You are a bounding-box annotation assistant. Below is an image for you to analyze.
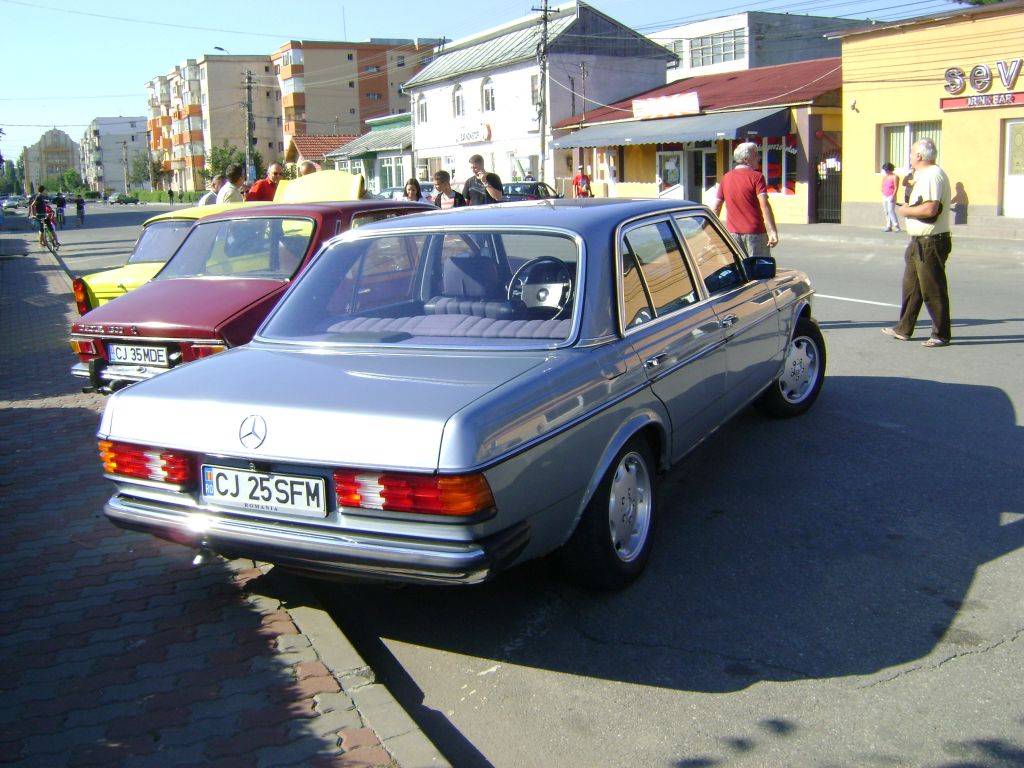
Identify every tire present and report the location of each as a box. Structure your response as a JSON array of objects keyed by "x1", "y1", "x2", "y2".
[
  {"x1": 756, "y1": 315, "x2": 826, "y2": 418},
  {"x1": 560, "y1": 439, "x2": 657, "y2": 589}
]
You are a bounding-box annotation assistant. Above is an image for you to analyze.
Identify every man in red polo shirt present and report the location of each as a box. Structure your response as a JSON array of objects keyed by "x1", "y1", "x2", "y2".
[
  {"x1": 712, "y1": 142, "x2": 779, "y2": 259},
  {"x1": 245, "y1": 163, "x2": 284, "y2": 202}
]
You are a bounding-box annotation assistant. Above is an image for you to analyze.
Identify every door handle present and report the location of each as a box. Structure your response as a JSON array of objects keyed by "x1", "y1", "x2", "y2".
[
  {"x1": 644, "y1": 353, "x2": 667, "y2": 370},
  {"x1": 719, "y1": 314, "x2": 738, "y2": 328}
]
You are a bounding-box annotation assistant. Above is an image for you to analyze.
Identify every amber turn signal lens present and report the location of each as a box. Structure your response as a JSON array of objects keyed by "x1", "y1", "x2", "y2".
[{"x1": 333, "y1": 469, "x2": 494, "y2": 517}]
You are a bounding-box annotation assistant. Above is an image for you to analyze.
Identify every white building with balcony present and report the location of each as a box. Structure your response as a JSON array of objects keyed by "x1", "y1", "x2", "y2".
[
  {"x1": 404, "y1": 1, "x2": 674, "y2": 190},
  {"x1": 80, "y1": 117, "x2": 148, "y2": 194}
]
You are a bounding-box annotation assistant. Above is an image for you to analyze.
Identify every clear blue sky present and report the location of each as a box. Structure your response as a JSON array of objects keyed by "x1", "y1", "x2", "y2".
[{"x1": 0, "y1": 0, "x2": 964, "y2": 162}]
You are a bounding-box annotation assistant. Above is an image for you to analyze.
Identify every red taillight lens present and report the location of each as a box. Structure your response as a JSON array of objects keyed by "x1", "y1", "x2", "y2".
[
  {"x1": 70, "y1": 338, "x2": 101, "y2": 361},
  {"x1": 72, "y1": 278, "x2": 92, "y2": 315},
  {"x1": 333, "y1": 470, "x2": 494, "y2": 517},
  {"x1": 98, "y1": 440, "x2": 195, "y2": 485}
]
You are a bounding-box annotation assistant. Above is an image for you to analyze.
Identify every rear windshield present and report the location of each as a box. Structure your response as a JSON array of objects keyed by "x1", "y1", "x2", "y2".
[
  {"x1": 261, "y1": 230, "x2": 581, "y2": 348},
  {"x1": 156, "y1": 217, "x2": 315, "y2": 280},
  {"x1": 127, "y1": 219, "x2": 194, "y2": 264}
]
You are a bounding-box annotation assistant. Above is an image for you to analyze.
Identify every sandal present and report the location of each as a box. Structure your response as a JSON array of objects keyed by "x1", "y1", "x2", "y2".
[{"x1": 921, "y1": 338, "x2": 950, "y2": 347}]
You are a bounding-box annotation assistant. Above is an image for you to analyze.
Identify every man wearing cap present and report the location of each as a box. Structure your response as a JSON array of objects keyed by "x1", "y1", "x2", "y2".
[{"x1": 572, "y1": 165, "x2": 592, "y2": 198}]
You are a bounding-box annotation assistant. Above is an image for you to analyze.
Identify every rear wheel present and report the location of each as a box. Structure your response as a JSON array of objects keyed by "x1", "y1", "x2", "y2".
[
  {"x1": 756, "y1": 315, "x2": 826, "y2": 418},
  {"x1": 560, "y1": 439, "x2": 657, "y2": 589}
]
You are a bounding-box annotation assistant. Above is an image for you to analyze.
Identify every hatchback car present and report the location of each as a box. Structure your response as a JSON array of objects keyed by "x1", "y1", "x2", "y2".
[
  {"x1": 108, "y1": 193, "x2": 140, "y2": 205},
  {"x1": 96, "y1": 199, "x2": 824, "y2": 589},
  {"x1": 70, "y1": 199, "x2": 432, "y2": 393},
  {"x1": 501, "y1": 181, "x2": 561, "y2": 201}
]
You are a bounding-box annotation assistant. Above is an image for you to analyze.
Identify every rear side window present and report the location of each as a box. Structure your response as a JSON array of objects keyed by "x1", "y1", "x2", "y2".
[
  {"x1": 674, "y1": 214, "x2": 744, "y2": 294},
  {"x1": 128, "y1": 220, "x2": 194, "y2": 264},
  {"x1": 620, "y1": 219, "x2": 698, "y2": 328}
]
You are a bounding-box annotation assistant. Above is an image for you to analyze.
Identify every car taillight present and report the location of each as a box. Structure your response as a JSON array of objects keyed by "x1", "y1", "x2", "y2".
[
  {"x1": 185, "y1": 343, "x2": 227, "y2": 362},
  {"x1": 333, "y1": 470, "x2": 494, "y2": 517},
  {"x1": 98, "y1": 440, "x2": 195, "y2": 485},
  {"x1": 70, "y1": 338, "x2": 101, "y2": 361},
  {"x1": 72, "y1": 278, "x2": 92, "y2": 315}
]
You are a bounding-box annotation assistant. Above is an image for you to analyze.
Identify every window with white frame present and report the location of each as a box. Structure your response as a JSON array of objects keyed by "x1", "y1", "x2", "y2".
[
  {"x1": 417, "y1": 96, "x2": 427, "y2": 124},
  {"x1": 452, "y1": 85, "x2": 464, "y2": 118},
  {"x1": 879, "y1": 121, "x2": 942, "y2": 170},
  {"x1": 482, "y1": 78, "x2": 496, "y2": 112},
  {"x1": 689, "y1": 29, "x2": 747, "y2": 68},
  {"x1": 530, "y1": 75, "x2": 541, "y2": 105}
]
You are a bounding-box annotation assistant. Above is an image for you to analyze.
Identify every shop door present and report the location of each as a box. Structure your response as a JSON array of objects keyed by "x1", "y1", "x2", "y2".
[
  {"x1": 657, "y1": 152, "x2": 685, "y2": 193},
  {"x1": 1004, "y1": 120, "x2": 1024, "y2": 218}
]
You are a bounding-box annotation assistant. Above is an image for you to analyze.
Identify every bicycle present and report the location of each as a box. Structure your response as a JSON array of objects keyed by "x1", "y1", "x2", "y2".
[
  {"x1": 35, "y1": 214, "x2": 59, "y2": 255},
  {"x1": 55, "y1": 207, "x2": 66, "y2": 229}
]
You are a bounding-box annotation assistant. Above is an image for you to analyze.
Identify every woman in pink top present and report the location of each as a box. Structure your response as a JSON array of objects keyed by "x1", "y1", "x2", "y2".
[{"x1": 881, "y1": 162, "x2": 900, "y2": 232}]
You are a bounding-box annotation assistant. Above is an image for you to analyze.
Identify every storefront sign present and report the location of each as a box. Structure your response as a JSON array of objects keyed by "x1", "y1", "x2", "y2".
[
  {"x1": 944, "y1": 59, "x2": 1022, "y2": 95},
  {"x1": 632, "y1": 92, "x2": 700, "y2": 120},
  {"x1": 941, "y1": 91, "x2": 1022, "y2": 110},
  {"x1": 457, "y1": 124, "x2": 492, "y2": 144}
]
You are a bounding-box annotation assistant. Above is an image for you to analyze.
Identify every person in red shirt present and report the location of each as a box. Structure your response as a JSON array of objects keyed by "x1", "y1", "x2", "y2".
[
  {"x1": 572, "y1": 165, "x2": 592, "y2": 198},
  {"x1": 245, "y1": 163, "x2": 284, "y2": 202},
  {"x1": 712, "y1": 142, "x2": 779, "y2": 259}
]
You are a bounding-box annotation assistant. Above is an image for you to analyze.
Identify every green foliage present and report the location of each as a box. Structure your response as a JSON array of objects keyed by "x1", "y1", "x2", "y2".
[
  {"x1": 0, "y1": 159, "x2": 23, "y2": 194},
  {"x1": 206, "y1": 143, "x2": 265, "y2": 182},
  {"x1": 61, "y1": 169, "x2": 84, "y2": 192},
  {"x1": 128, "y1": 153, "x2": 152, "y2": 187}
]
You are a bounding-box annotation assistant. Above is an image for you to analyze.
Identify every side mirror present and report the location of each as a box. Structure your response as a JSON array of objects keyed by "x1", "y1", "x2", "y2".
[{"x1": 743, "y1": 256, "x2": 776, "y2": 280}]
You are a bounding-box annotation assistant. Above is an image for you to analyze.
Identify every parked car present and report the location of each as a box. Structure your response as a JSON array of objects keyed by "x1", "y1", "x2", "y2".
[
  {"x1": 72, "y1": 203, "x2": 252, "y2": 314},
  {"x1": 501, "y1": 181, "x2": 561, "y2": 201},
  {"x1": 108, "y1": 193, "x2": 140, "y2": 205},
  {"x1": 70, "y1": 199, "x2": 433, "y2": 393},
  {"x1": 2, "y1": 195, "x2": 28, "y2": 210},
  {"x1": 95, "y1": 198, "x2": 825, "y2": 589}
]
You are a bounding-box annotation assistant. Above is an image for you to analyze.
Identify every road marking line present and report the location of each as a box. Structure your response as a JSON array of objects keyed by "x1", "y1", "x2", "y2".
[{"x1": 816, "y1": 293, "x2": 900, "y2": 308}]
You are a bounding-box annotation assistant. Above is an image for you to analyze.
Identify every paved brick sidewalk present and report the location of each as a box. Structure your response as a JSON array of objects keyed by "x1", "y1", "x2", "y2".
[{"x1": 0, "y1": 250, "x2": 446, "y2": 767}]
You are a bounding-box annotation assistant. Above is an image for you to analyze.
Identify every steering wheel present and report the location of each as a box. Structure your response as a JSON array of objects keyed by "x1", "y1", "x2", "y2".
[{"x1": 507, "y1": 257, "x2": 573, "y2": 319}]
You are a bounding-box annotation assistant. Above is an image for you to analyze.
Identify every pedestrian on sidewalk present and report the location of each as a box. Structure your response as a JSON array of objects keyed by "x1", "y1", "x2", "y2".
[
  {"x1": 882, "y1": 137, "x2": 953, "y2": 348},
  {"x1": 881, "y1": 162, "x2": 900, "y2": 232},
  {"x1": 712, "y1": 142, "x2": 779, "y2": 258}
]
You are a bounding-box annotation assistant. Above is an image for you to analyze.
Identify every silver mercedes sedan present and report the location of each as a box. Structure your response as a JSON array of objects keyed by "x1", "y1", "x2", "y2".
[{"x1": 97, "y1": 199, "x2": 825, "y2": 589}]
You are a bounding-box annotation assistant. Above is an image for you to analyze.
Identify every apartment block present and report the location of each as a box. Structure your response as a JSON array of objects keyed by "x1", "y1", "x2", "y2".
[
  {"x1": 147, "y1": 55, "x2": 283, "y2": 193},
  {"x1": 272, "y1": 38, "x2": 439, "y2": 151},
  {"x1": 80, "y1": 116, "x2": 148, "y2": 194}
]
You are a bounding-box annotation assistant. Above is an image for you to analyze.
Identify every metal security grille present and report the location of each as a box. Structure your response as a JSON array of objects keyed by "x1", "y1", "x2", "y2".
[{"x1": 815, "y1": 149, "x2": 842, "y2": 223}]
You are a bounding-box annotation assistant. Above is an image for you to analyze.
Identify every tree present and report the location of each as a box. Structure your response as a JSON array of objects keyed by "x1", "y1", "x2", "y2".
[
  {"x1": 128, "y1": 152, "x2": 150, "y2": 188},
  {"x1": 61, "y1": 169, "x2": 84, "y2": 192},
  {"x1": 207, "y1": 143, "x2": 265, "y2": 182}
]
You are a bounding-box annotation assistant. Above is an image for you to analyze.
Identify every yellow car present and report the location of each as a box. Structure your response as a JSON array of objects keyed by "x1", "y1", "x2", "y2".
[
  {"x1": 72, "y1": 203, "x2": 251, "y2": 314},
  {"x1": 72, "y1": 173, "x2": 369, "y2": 314}
]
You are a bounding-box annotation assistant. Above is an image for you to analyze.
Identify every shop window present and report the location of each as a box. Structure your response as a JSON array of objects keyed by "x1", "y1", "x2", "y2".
[
  {"x1": 880, "y1": 121, "x2": 942, "y2": 169},
  {"x1": 731, "y1": 136, "x2": 797, "y2": 194}
]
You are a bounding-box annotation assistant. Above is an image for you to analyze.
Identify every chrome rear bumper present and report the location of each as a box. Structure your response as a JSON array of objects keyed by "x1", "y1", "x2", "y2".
[{"x1": 104, "y1": 494, "x2": 530, "y2": 586}]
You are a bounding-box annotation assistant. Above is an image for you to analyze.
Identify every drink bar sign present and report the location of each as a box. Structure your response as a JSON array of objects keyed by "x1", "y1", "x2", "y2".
[{"x1": 941, "y1": 59, "x2": 1023, "y2": 110}]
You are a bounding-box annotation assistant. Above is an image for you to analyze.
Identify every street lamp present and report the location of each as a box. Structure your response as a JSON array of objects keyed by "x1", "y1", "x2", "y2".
[{"x1": 214, "y1": 46, "x2": 230, "y2": 54}]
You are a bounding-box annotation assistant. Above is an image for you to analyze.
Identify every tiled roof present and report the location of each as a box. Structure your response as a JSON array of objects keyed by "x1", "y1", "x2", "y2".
[
  {"x1": 553, "y1": 57, "x2": 842, "y2": 129},
  {"x1": 289, "y1": 135, "x2": 358, "y2": 161},
  {"x1": 325, "y1": 125, "x2": 412, "y2": 158}
]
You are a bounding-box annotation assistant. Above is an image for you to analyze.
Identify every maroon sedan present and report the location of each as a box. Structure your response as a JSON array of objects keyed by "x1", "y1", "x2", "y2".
[{"x1": 70, "y1": 200, "x2": 433, "y2": 393}]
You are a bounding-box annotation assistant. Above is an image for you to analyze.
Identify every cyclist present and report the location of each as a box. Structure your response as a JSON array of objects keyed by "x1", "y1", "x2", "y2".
[
  {"x1": 54, "y1": 191, "x2": 67, "y2": 228},
  {"x1": 29, "y1": 186, "x2": 60, "y2": 250},
  {"x1": 75, "y1": 193, "x2": 85, "y2": 225}
]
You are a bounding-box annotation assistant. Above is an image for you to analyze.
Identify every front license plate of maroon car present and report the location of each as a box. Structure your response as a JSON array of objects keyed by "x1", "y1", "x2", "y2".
[
  {"x1": 201, "y1": 465, "x2": 327, "y2": 518},
  {"x1": 108, "y1": 343, "x2": 169, "y2": 367}
]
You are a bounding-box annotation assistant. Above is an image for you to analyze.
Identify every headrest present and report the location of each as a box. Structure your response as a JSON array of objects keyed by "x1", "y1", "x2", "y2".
[{"x1": 442, "y1": 253, "x2": 500, "y2": 299}]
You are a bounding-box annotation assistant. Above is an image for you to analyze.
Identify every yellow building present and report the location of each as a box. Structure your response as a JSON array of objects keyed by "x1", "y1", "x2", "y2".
[{"x1": 838, "y1": 2, "x2": 1024, "y2": 236}]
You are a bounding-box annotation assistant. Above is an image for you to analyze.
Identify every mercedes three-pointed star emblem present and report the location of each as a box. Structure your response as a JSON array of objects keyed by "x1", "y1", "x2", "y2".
[{"x1": 238, "y1": 415, "x2": 267, "y2": 450}]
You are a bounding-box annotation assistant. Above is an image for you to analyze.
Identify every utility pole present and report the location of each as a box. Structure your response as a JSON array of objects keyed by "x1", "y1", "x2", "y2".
[
  {"x1": 120, "y1": 141, "x2": 129, "y2": 193},
  {"x1": 532, "y1": 0, "x2": 558, "y2": 184},
  {"x1": 244, "y1": 70, "x2": 255, "y2": 182}
]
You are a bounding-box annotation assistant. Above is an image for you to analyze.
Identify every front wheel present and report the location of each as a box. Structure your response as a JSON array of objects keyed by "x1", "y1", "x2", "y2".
[
  {"x1": 756, "y1": 316, "x2": 826, "y2": 418},
  {"x1": 560, "y1": 439, "x2": 657, "y2": 589}
]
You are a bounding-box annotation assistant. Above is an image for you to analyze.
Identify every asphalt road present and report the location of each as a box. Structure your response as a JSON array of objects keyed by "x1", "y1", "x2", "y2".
[
  {"x1": 317, "y1": 233, "x2": 1024, "y2": 768},
  {"x1": 30, "y1": 207, "x2": 1024, "y2": 768}
]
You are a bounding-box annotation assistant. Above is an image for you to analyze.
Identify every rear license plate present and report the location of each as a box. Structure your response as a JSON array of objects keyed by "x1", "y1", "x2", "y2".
[
  {"x1": 201, "y1": 465, "x2": 327, "y2": 518},
  {"x1": 108, "y1": 343, "x2": 169, "y2": 367}
]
